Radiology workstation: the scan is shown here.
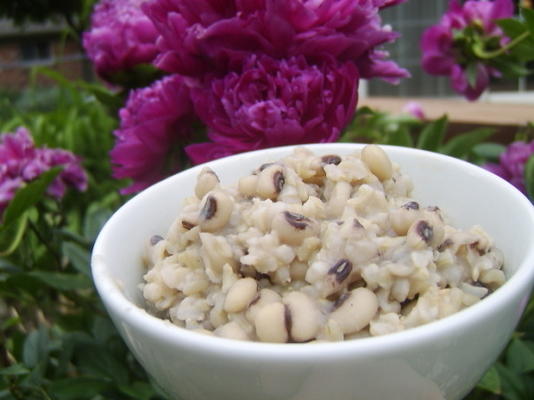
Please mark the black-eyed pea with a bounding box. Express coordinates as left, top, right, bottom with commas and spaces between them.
329, 287, 378, 334
150, 235, 164, 246
422, 211, 445, 247
224, 278, 258, 313
272, 211, 319, 246
238, 175, 259, 197
257, 164, 285, 199
283, 292, 321, 342
389, 202, 421, 235
198, 190, 234, 232
215, 321, 250, 341
406, 219, 434, 250
246, 288, 281, 323
195, 167, 220, 199
328, 259, 353, 284
361, 144, 393, 181
320, 259, 354, 296
321, 154, 342, 166
407, 216, 445, 249
254, 302, 288, 343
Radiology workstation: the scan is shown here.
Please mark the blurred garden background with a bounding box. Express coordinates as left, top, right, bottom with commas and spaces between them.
0, 0, 533, 399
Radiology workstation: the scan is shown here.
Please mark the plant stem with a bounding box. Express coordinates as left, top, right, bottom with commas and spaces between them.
474, 31, 530, 59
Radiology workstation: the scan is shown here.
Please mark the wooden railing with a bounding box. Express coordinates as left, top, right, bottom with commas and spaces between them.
359, 97, 534, 142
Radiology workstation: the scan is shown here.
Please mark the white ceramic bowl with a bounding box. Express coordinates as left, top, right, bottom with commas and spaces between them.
91, 144, 534, 400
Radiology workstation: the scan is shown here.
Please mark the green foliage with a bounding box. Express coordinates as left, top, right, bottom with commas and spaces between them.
466, 293, 534, 400
0, 68, 164, 399
484, 7, 534, 79
341, 107, 499, 163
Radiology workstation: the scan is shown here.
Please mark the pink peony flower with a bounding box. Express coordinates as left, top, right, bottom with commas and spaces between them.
83, 0, 159, 81
484, 140, 534, 194
185, 55, 358, 164
421, 0, 514, 101
111, 74, 197, 194
0, 127, 88, 217
402, 101, 426, 120
143, 0, 408, 83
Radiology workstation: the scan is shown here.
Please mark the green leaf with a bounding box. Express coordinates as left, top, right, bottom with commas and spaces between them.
525, 154, 534, 202
477, 366, 501, 394
62, 242, 90, 276
522, 7, 534, 35
497, 18, 528, 39
466, 63, 479, 88
83, 206, 112, 242
386, 126, 413, 147
440, 128, 495, 159
505, 33, 534, 62
0, 213, 28, 256
491, 57, 531, 78
0, 364, 29, 376
495, 363, 526, 400
91, 316, 117, 344
77, 346, 129, 385
0, 259, 21, 274
1, 316, 21, 331
507, 338, 534, 374
119, 382, 158, 400
22, 327, 49, 369
416, 115, 448, 151
472, 142, 506, 163
109, 63, 166, 89
48, 378, 111, 400
79, 82, 124, 113
28, 271, 92, 291
1, 167, 61, 229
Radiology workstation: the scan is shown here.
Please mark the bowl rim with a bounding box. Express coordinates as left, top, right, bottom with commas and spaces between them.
92, 143, 534, 361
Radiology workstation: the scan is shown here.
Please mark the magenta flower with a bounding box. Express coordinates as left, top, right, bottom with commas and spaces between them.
0, 127, 88, 217
143, 0, 408, 83
484, 141, 534, 194
421, 0, 514, 101
111, 75, 197, 194
402, 101, 426, 120
185, 55, 358, 164
83, 0, 159, 81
